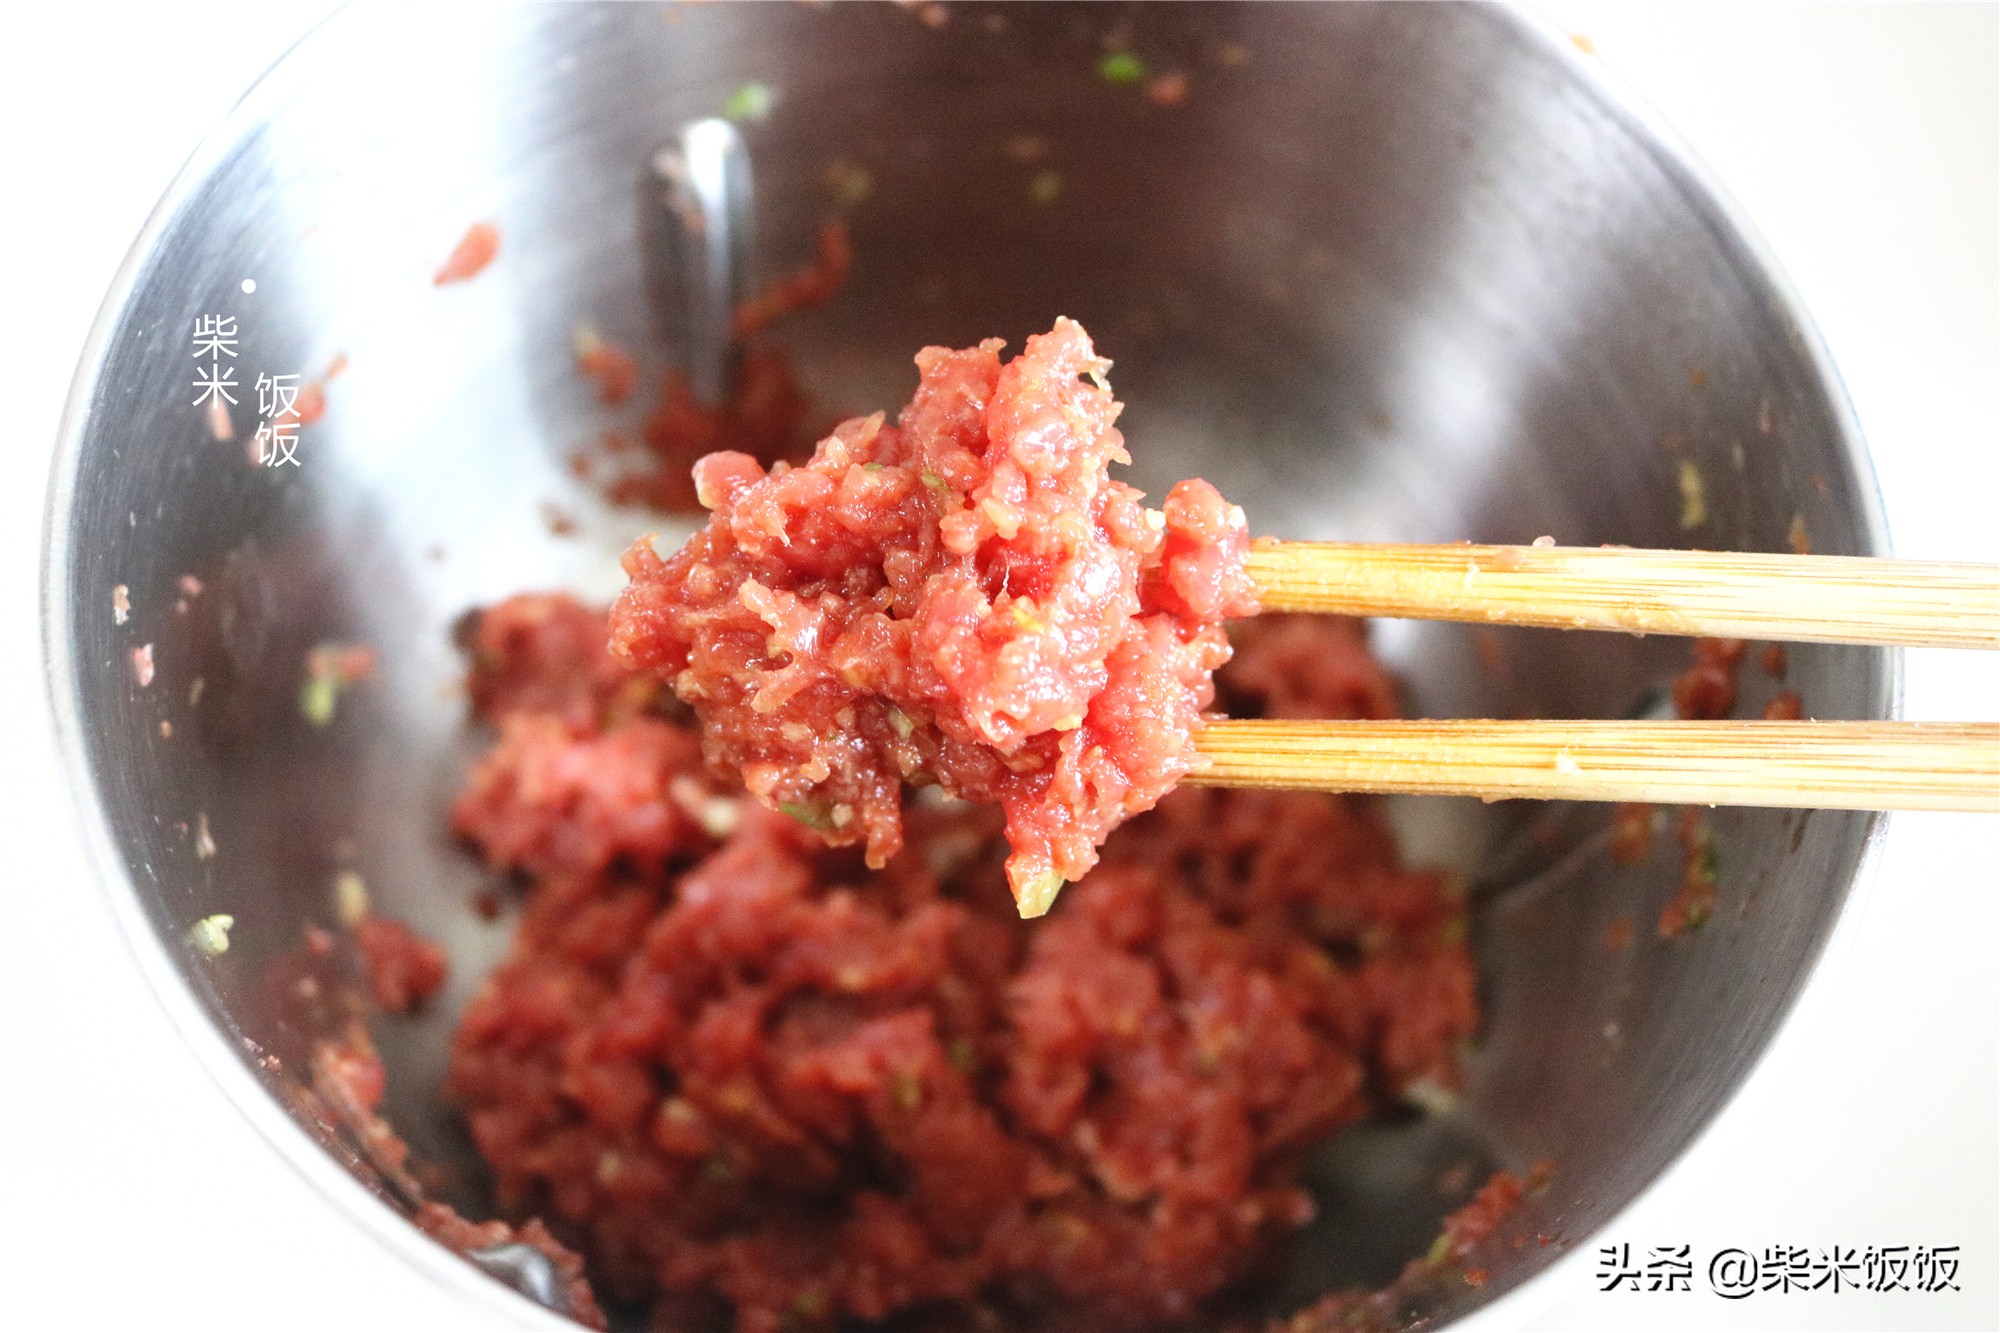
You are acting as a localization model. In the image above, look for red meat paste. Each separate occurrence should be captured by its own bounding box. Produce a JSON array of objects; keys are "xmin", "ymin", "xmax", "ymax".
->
[
  {"xmin": 355, "ymin": 916, "xmax": 449, "ymax": 1015},
  {"xmin": 609, "ymin": 319, "xmax": 1259, "ymax": 917},
  {"xmin": 446, "ymin": 593, "xmax": 1476, "ymax": 1333},
  {"xmin": 611, "ymin": 347, "xmax": 819, "ymax": 513},
  {"xmin": 575, "ymin": 327, "xmax": 641, "ymax": 406},
  {"xmin": 599, "ymin": 220, "xmax": 849, "ymax": 512},
  {"xmin": 1670, "ymin": 636, "xmax": 1746, "ymax": 721},
  {"xmin": 732, "ymin": 219, "xmax": 854, "ymax": 341},
  {"xmin": 304, "ymin": 1017, "xmax": 608, "ymax": 1330},
  {"xmin": 434, "ymin": 222, "xmax": 501, "ymax": 286},
  {"xmin": 416, "ymin": 1203, "xmax": 609, "ymax": 1331}
]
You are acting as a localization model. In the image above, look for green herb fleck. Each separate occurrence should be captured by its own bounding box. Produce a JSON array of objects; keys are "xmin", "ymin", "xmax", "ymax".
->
[
  {"xmin": 1677, "ymin": 459, "xmax": 1707, "ymax": 529},
  {"xmin": 1008, "ymin": 602, "xmax": 1045, "ymax": 633},
  {"xmin": 778, "ymin": 800, "xmax": 834, "ymax": 832},
  {"xmin": 1403, "ymin": 1076, "xmax": 1462, "ymax": 1119},
  {"xmin": 862, "ymin": 461, "xmax": 885, "ymax": 472},
  {"xmin": 1099, "ymin": 51, "xmax": 1147, "ymax": 84},
  {"xmin": 1027, "ymin": 169, "xmax": 1063, "ymax": 206},
  {"xmin": 188, "ymin": 913, "xmax": 235, "ymax": 956},
  {"xmin": 334, "ymin": 870, "xmax": 370, "ymax": 926},
  {"xmin": 1016, "ymin": 869, "xmax": 1065, "ymax": 918},
  {"xmin": 919, "ymin": 469, "xmax": 953, "ymax": 498},
  {"xmin": 301, "ymin": 674, "xmax": 338, "ymax": 727},
  {"xmin": 722, "ymin": 81, "xmax": 776, "ymax": 124}
]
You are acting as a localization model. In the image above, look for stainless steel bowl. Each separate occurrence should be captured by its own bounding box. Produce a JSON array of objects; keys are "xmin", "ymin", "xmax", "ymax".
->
[{"xmin": 43, "ymin": 3, "xmax": 1891, "ymax": 1329}]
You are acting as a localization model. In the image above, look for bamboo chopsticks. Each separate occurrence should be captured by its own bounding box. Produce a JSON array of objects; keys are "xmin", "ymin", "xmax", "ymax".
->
[
  {"xmin": 1189, "ymin": 719, "xmax": 2000, "ymax": 812},
  {"xmin": 1194, "ymin": 541, "xmax": 2000, "ymax": 810},
  {"xmin": 1245, "ymin": 542, "xmax": 2000, "ymax": 649}
]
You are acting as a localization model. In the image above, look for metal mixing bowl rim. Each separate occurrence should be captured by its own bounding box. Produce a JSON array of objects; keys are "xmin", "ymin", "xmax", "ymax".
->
[
  {"xmin": 38, "ymin": 5, "xmax": 1897, "ymax": 1331},
  {"xmin": 35, "ymin": 7, "xmax": 574, "ymax": 1329}
]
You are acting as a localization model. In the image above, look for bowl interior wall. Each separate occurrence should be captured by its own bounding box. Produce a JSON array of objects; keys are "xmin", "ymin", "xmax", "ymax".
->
[{"xmin": 54, "ymin": 4, "xmax": 1887, "ymax": 1327}]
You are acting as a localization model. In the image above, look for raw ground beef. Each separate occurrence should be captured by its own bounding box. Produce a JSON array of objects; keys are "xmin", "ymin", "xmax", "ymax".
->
[
  {"xmin": 434, "ymin": 222, "xmax": 501, "ymax": 286},
  {"xmin": 609, "ymin": 319, "xmax": 1258, "ymax": 916},
  {"xmin": 298, "ymin": 1014, "xmax": 608, "ymax": 1330},
  {"xmin": 416, "ymin": 1202, "xmax": 610, "ymax": 1331},
  {"xmin": 446, "ymin": 593, "xmax": 1476, "ymax": 1333},
  {"xmin": 355, "ymin": 916, "xmax": 448, "ymax": 1014},
  {"xmin": 610, "ymin": 347, "xmax": 821, "ymax": 513},
  {"xmin": 597, "ymin": 220, "xmax": 851, "ymax": 512},
  {"xmin": 1253, "ymin": 1162, "xmax": 1554, "ymax": 1333},
  {"xmin": 1670, "ymin": 636, "xmax": 1746, "ymax": 721}
]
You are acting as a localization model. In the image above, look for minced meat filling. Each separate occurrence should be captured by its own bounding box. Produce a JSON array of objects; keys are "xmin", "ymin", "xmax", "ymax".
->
[
  {"xmin": 448, "ymin": 595, "xmax": 1474, "ymax": 1333},
  {"xmin": 609, "ymin": 319, "xmax": 1258, "ymax": 918}
]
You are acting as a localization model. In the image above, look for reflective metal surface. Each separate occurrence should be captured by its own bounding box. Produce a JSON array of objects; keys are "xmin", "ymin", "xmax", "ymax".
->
[
  {"xmin": 642, "ymin": 117, "xmax": 754, "ymax": 403},
  {"xmin": 43, "ymin": 4, "xmax": 1891, "ymax": 1330}
]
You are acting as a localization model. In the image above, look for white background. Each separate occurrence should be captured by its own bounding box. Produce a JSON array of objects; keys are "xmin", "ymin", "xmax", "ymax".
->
[{"xmin": 1, "ymin": 4, "xmax": 1991, "ymax": 1331}]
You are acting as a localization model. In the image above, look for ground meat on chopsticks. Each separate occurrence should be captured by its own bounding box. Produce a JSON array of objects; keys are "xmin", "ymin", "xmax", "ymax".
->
[
  {"xmin": 446, "ymin": 594, "xmax": 1476, "ymax": 1333},
  {"xmin": 609, "ymin": 319, "xmax": 1259, "ymax": 918}
]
